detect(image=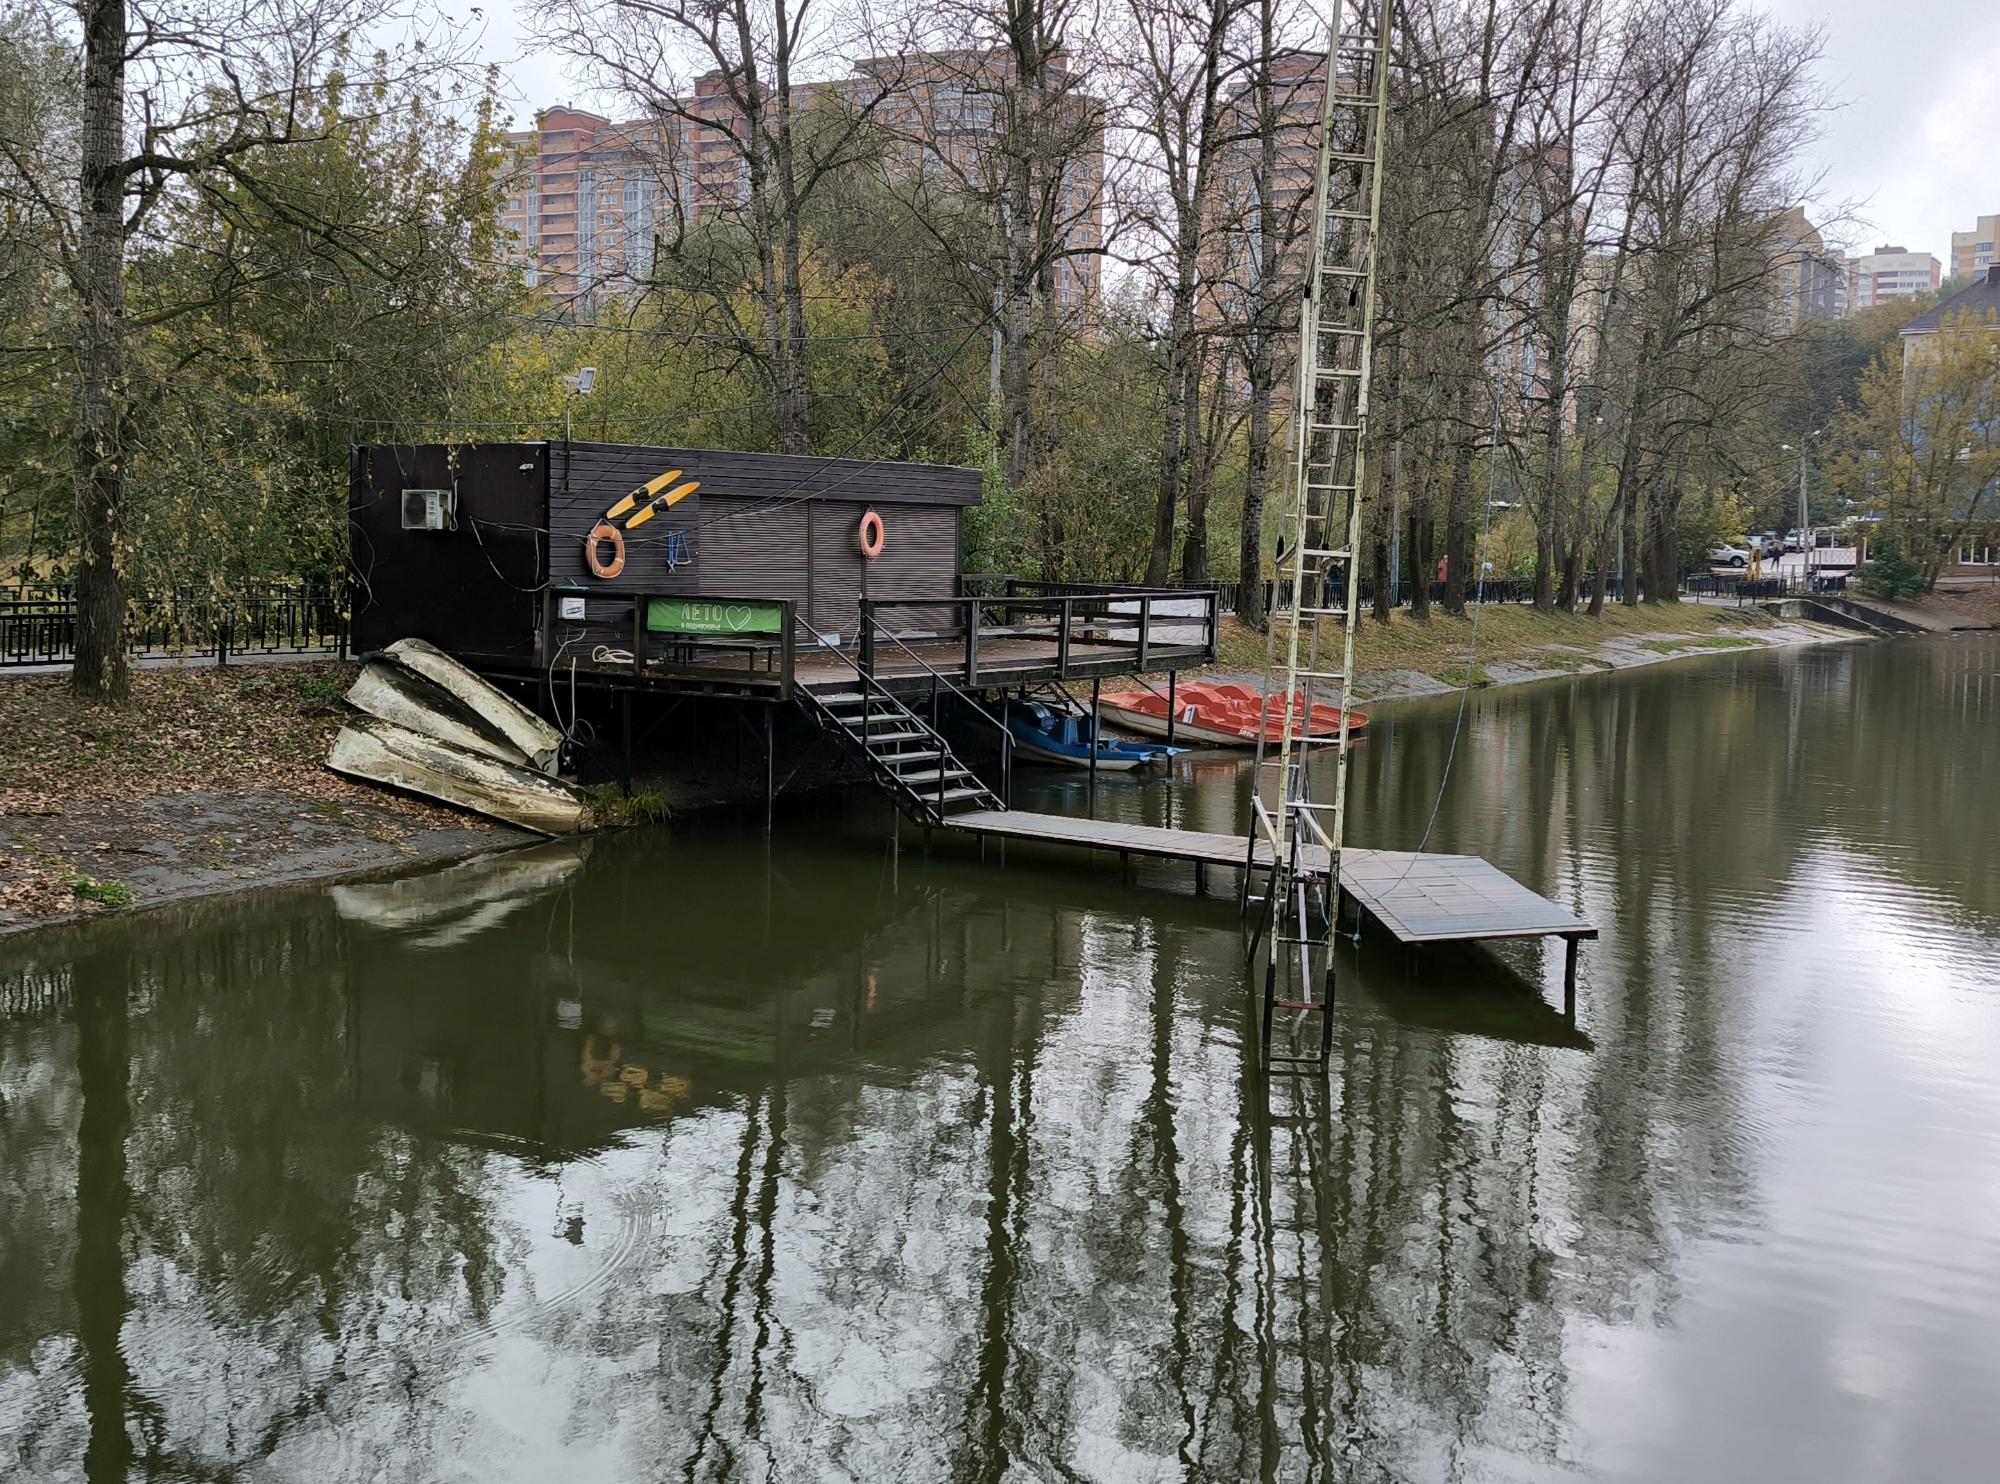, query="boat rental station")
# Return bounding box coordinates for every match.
[341,438,1595,1061]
